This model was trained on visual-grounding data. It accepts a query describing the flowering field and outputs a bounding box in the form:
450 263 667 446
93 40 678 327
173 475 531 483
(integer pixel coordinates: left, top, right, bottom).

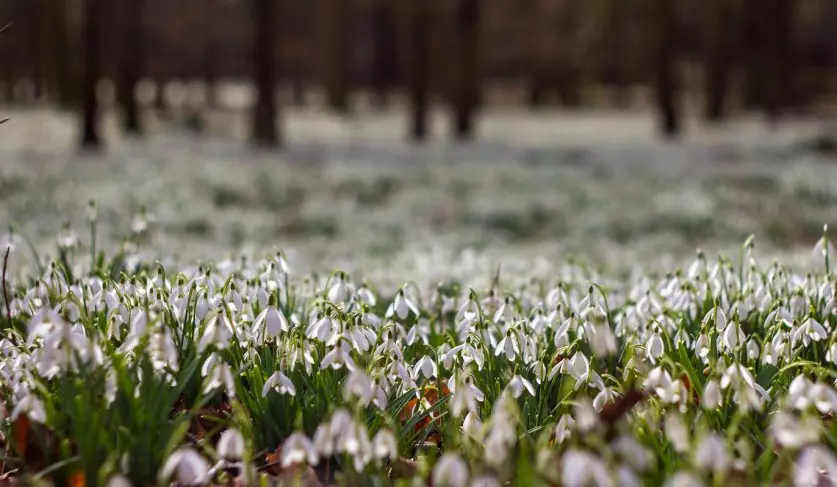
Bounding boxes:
2 110 837 486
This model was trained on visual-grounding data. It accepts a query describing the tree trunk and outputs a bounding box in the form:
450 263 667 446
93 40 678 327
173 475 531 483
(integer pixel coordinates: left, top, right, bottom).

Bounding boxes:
741 0 768 111
119 0 145 135
764 0 795 122
323 0 349 113
80 0 102 149
452 0 479 140
526 0 543 108
654 0 681 138
203 0 218 109
703 0 730 122
371 0 396 109
251 0 279 147
409 2 429 141
52 0 79 109
606 0 629 107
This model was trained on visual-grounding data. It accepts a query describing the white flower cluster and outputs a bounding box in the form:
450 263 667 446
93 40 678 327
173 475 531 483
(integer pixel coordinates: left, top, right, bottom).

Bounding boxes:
2 232 837 486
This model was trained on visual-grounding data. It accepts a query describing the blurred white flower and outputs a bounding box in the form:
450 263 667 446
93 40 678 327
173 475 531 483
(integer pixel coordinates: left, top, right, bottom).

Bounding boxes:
702 379 722 409
282 432 318 467
693 433 729 473
262 370 296 397
160 448 210 486
412 355 438 380
664 413 690 453
770 411 820 449
562 450 613 487
507 375 536 398
372 429 397 460
433 453 469 487
794 446 837 487
216 428 245 462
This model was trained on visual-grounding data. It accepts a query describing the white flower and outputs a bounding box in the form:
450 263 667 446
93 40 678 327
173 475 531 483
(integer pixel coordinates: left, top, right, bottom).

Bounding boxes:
507 375 536 398
646 332 664 363
665 413 690 453
262 370 296 397
495 333 519 361
10 392 46 424
412 355 438 381
770 411 820 449
612 435 652 471
203 361 236 397
568 351 590 388
693 433 729 473
451 380 485 417
390 290 419 320
433 453 469 487
282 432 318 467
105 475 133 487
702 379 722 409
554 414 575 444
160 448 210 486
663 472 704 487
463 410 483 440
562 450 613 487
794 446 837 487
254 305 289 337
470 476 500 487
216 428 245 462
372 429 397 460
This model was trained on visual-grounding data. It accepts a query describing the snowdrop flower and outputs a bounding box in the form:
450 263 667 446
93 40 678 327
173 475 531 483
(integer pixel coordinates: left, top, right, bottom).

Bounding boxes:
450 379 485 417
412 355 438 381
586 323 618 356
104 475 132 487
554 414 575 444
462 410 483 440
204 361 236 397
702 379 723 409
433 453 469 487
320 342 356 371
372 429 397 461
646 332 664 363
216 428 245 462
568 351 590 388
261 370 296 397
253 302 289 338
160 448 211 486
794 446 837 487
561 450 613 487
593 387 619 412
282 432 318 467
10 392 46 424
770 411 820 449
389 289 419 320
612 435 652 471
507 375 536 398
693 433 729 473
470 476 500 487
495 331 520 361
663 472 705 487
665 413 690 453
722 321 744 350
197 315 233 352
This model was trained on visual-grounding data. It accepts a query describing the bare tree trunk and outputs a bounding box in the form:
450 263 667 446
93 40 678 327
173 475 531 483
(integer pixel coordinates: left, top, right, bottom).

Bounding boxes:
251 0 279 147
606 0 629 107
371 0 396 109
119 0 145 135
409 2 429 141
202 0 218 110
52 0 79 109
323 0 349 113
526 0 544 108
741 0 767 111
80 0 102 149
764 0 795 122
452 0 479 140
654 0 681 138
703 0 730 122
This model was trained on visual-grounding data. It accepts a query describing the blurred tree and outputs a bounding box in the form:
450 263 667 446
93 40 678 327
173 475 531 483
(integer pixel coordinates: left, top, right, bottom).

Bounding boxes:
525 0 545 108
371 0 396 109
322 0 349 113
653 0 681 138
556 0 582 107
80 0 102 148
408 1 429 141
604 0 630 107
251 0 280 147
202 0 219 110
119 0 145 135
451 0 480 139
765 0 795 122
703 0 730 122
51 0 80 109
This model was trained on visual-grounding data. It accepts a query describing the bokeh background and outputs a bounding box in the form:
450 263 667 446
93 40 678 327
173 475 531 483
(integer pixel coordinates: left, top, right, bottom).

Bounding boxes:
1 0 837 284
